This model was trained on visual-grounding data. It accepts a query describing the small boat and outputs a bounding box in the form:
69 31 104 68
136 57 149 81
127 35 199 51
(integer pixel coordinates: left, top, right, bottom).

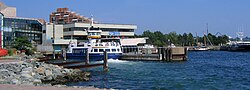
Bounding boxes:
66 17 122 61
193 46 209 51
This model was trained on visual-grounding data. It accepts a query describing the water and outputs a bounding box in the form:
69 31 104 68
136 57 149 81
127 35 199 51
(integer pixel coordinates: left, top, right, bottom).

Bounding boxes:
67 51 250 89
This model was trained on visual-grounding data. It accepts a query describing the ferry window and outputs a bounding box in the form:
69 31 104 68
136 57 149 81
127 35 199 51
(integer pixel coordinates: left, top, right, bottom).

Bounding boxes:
105 49 110 52
99 44 103 46
117 49 120 52
93 49 98 52
99 49 104 52
112 49 116 52
72 49 85 54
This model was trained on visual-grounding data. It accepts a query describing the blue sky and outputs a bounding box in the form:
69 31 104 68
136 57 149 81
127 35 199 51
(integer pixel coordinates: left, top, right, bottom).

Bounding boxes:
1 0 250 37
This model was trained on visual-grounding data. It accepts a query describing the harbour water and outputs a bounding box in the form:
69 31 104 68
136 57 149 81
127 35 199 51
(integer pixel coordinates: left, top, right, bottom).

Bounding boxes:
67 51 250 89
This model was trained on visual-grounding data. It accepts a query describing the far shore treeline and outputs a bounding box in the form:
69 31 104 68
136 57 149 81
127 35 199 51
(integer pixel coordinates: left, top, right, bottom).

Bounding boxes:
135 30 229 47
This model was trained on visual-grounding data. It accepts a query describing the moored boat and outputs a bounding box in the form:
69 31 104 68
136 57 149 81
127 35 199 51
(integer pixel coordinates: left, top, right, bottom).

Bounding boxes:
227 41 250 51
66 17 122 61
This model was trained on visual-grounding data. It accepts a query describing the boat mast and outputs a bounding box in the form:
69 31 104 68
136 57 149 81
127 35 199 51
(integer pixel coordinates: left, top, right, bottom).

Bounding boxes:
196 32 198 46
204 32 206 46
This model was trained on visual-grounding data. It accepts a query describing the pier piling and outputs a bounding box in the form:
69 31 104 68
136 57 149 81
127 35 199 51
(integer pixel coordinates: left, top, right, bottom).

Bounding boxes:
85 49 89 65
103 51 109 72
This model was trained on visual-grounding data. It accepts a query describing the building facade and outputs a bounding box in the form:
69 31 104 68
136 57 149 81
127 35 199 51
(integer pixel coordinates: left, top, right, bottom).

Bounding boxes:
0 2 44 49
50 8 91 24
42 22 136 52
1 17 43 48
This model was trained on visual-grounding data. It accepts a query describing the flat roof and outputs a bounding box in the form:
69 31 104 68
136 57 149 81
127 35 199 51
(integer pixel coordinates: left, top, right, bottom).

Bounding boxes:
4 16 44 25
63 22 137 29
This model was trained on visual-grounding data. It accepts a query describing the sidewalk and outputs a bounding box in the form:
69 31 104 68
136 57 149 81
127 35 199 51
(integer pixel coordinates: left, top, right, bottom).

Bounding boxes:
0 84 100 90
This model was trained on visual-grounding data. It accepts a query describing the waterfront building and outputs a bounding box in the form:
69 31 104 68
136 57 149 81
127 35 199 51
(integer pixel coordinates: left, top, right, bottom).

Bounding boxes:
0 2 43 48
39 8 137 53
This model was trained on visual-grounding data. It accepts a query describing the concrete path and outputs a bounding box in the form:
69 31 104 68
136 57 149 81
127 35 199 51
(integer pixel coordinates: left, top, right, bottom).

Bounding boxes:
0 84 101 90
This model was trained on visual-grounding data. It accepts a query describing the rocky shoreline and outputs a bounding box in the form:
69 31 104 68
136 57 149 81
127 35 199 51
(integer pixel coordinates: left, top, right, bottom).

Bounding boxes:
0 53 94 89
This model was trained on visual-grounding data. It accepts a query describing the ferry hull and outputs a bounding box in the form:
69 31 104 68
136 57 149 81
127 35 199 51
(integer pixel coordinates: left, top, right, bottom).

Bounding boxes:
66 53 122 61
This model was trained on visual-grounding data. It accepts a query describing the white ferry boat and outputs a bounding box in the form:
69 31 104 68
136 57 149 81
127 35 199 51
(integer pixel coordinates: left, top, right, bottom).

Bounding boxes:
66 17 122 61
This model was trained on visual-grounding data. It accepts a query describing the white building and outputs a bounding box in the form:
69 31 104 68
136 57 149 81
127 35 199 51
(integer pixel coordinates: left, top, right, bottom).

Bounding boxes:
39 22 137 53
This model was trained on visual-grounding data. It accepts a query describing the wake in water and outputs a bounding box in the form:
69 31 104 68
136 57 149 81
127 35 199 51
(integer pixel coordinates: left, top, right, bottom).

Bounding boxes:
91 59 128 64
107 59 128 63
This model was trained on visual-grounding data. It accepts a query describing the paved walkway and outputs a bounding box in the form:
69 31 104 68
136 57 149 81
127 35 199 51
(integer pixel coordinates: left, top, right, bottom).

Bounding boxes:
0 84 100 90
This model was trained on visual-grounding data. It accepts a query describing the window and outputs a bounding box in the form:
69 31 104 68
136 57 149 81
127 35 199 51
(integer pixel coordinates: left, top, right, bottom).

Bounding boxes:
105 49 110 52
117 49 120 52
93 49 98 52
112 49 116 52
99 49 104 52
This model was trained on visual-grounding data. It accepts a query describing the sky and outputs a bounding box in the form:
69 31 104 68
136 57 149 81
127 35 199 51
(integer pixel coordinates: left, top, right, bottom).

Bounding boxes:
1 0 250 37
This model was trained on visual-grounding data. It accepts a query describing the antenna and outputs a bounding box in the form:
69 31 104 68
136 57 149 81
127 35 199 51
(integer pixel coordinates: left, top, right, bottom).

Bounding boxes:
90 15 94 27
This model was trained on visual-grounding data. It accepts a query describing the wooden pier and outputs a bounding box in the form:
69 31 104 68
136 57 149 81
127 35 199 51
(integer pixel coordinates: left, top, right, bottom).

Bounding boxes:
121 47 188 61
40 51 109 72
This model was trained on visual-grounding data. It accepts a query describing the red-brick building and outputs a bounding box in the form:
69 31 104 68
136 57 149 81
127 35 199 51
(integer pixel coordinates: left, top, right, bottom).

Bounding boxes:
50 8 91 24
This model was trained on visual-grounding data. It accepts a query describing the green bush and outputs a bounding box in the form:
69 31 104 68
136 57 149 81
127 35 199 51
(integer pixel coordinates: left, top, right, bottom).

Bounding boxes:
25 49 34 56
8 49 13 56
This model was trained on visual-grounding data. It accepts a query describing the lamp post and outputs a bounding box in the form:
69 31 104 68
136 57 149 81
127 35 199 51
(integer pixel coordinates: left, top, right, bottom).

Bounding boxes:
52 16 56 59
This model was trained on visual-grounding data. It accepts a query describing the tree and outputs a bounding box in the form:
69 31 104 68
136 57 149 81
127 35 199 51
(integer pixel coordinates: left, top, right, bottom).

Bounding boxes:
187 33 194 46
182 33 188 46
165 32 179 45
12 37 33 55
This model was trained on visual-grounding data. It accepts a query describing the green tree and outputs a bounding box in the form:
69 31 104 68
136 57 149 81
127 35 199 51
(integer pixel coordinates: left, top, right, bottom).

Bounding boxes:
12 37 33 55
187 33 194 46
182 33 188 46
165 32 179 45
153 31 166 46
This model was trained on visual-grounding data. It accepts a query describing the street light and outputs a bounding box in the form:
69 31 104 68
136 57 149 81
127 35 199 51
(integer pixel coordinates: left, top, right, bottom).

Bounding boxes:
52 16 56 59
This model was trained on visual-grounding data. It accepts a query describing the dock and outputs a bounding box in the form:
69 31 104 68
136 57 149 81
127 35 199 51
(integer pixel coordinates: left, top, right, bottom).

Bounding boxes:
40 51 109 71
120 47 188 61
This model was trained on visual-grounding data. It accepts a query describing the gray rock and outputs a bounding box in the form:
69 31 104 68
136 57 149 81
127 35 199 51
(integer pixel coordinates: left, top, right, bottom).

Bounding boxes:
52 68 63 78
45 69 52 76
0 69 11 78
23 67 33 72
11 79 20 84
33 74 44 80
35 67 45 75
33 79 42 84
21 73 32 79
44 75 53 81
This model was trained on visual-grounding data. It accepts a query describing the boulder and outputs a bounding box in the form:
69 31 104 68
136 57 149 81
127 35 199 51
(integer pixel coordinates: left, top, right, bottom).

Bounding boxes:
45 69 52 76
35 67 45 75
11 79 20 84
33 79 42 84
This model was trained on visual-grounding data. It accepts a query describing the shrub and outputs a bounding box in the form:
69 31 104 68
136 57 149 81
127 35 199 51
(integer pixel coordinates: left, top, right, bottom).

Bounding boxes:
8 49 13 56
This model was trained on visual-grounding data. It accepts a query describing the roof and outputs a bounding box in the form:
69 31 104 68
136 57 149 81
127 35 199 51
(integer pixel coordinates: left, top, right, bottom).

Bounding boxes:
4 16 45 25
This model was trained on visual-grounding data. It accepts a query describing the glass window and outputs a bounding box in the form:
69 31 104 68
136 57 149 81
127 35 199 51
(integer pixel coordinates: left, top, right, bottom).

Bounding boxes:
99 49 104 52
105 49 110 52
112 49 116 52
93 49 98 52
